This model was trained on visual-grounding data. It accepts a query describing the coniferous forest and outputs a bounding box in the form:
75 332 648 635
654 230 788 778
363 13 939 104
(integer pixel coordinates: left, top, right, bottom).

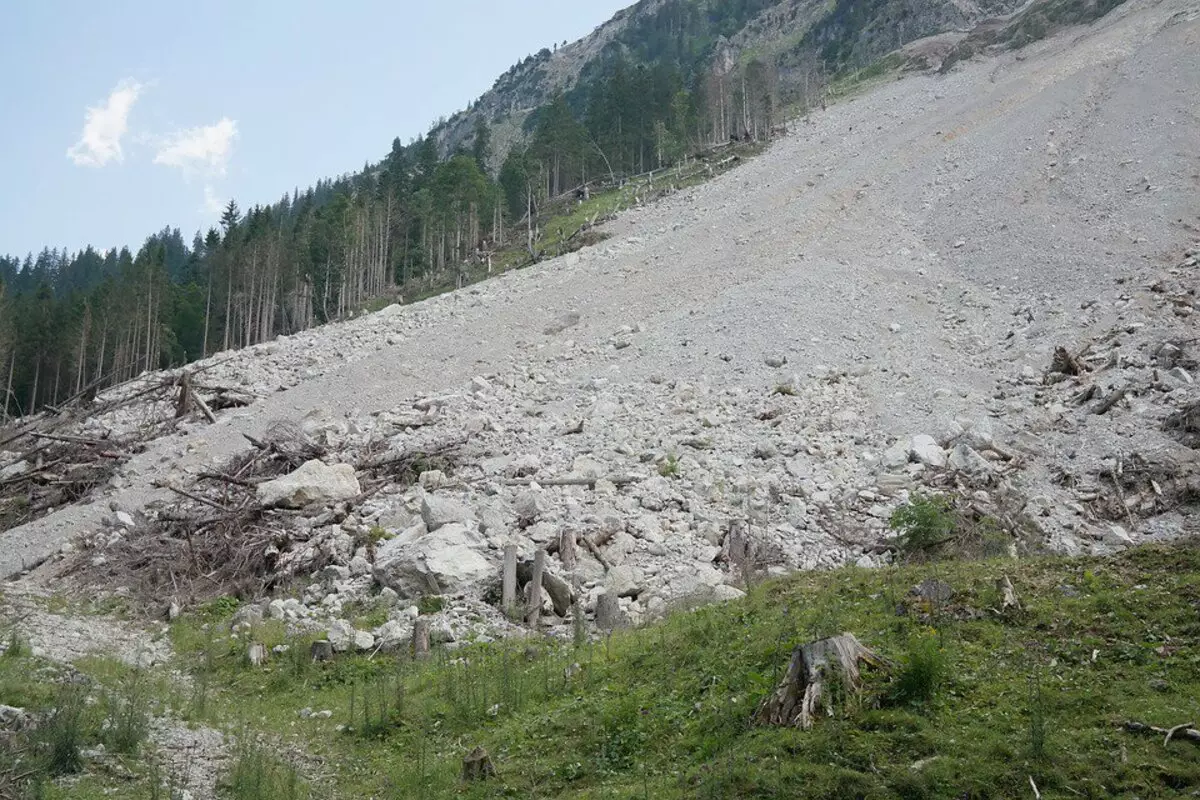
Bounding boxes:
0 36 787 418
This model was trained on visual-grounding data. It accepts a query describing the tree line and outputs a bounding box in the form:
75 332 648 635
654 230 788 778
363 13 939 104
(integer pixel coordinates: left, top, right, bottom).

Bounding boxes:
0 55 787 419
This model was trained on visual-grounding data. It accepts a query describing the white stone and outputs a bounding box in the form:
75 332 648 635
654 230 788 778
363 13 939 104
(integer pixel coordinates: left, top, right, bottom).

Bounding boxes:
606 565 645 598
909 435 947 468
353 630 376 652
257 460 361 509
327 619 354 652
420 495 475 531
373 523 492 595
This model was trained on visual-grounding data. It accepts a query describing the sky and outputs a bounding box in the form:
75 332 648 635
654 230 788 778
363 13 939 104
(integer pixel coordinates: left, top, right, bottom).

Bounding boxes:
0 1 632 258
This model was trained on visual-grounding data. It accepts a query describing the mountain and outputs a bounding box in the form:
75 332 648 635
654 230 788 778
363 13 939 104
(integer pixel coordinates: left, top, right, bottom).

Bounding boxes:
432 0 1029 167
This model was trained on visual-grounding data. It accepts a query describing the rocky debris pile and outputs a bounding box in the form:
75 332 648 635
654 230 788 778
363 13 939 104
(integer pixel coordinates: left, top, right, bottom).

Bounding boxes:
981 244 1200 552
0 372 257 534
70 352 1013 646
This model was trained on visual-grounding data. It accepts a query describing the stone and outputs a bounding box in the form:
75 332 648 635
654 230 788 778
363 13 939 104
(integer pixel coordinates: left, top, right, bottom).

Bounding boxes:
764 354 788 368
353 630 376 652
0 705 31 731
115 510 136 528
909 435 947 468
418 470 448 490
1165 366 1194 386
420 495 475 531
513 489 545 522
947 444 993 476
327 619 354 652
257 460 361 509
1103 525 1134 546
881 441 910 469
0 460 29 481
373 523 492 595
606 565 645 598
374 620 411 651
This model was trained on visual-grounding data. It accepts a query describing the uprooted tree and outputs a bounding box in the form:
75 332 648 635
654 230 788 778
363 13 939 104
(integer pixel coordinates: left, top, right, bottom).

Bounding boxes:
755 633 887 730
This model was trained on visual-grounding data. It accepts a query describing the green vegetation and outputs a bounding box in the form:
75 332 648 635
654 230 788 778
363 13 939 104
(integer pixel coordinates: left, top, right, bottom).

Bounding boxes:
156 543 1200 799
0 650 159 799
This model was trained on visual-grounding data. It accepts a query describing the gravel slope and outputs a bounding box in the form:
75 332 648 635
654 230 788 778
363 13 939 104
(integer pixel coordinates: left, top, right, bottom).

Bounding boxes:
2 0 1196 580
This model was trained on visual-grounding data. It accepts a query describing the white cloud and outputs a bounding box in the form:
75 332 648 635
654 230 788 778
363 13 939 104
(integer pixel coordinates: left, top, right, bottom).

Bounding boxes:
154 118 238 177
201 184 225 214
66 79 144 167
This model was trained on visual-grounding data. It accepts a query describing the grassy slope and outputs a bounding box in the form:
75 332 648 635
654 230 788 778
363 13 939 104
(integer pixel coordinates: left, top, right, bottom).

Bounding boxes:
164 544 1200 799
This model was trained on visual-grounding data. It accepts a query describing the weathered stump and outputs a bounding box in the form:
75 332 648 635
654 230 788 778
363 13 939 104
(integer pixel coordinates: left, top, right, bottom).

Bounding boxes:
310 640 333 663
594 592 626 632
412 619 430 660
559 527 578 571
526 549 546 627
755 634 886 730
502 544 518 620
247 642 267 667
462 745 497 781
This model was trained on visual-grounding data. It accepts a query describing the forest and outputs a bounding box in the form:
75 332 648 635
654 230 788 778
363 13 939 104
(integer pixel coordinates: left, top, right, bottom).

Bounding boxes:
0 51 784 419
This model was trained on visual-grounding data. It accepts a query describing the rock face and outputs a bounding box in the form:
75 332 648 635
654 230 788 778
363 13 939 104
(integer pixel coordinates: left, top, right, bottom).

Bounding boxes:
257 460 360 509
373 523 493 596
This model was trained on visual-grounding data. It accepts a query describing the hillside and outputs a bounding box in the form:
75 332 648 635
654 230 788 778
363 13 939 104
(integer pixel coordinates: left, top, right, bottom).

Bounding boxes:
0 0 1197 795
431 0 1031 165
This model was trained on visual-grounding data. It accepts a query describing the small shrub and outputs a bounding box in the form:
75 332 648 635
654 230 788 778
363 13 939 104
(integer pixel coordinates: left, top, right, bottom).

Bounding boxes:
37 682 92 775
101 668 152 755
2 629 28 658
889 494 956 560
224 738 309 800
417 595 445 615
891 632 947 705
658 454 680 478
1027 669 1047 759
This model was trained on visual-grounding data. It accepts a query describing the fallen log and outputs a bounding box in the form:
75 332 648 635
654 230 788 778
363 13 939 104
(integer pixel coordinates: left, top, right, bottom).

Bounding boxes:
755 634 887 730
1123 721 1200 746
501 475 640 488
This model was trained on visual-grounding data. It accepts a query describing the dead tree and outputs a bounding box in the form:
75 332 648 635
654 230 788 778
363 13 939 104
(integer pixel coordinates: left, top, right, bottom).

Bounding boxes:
755 634 886 729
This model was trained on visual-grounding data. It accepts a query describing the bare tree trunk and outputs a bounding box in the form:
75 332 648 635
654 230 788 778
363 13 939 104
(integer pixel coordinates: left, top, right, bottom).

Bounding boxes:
526 549 546 627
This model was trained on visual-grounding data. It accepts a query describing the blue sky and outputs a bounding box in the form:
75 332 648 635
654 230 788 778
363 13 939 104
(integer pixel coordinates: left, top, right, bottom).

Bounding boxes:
0 1 631 258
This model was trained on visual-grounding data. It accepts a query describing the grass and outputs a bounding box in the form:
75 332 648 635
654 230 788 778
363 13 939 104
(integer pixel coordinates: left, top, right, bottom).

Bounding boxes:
159 542 1200 799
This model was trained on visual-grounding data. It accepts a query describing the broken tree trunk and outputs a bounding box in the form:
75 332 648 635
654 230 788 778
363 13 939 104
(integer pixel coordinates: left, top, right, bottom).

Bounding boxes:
412 619 430 660
755 634 886 730
526 549 546 627
559 527 577 570
502 544 518 621
461 746 497 781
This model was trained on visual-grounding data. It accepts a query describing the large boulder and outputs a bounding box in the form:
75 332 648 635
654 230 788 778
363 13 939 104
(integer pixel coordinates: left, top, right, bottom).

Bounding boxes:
420 494 476 531
908 435 947 468
373 522 492 596
257 460 360 509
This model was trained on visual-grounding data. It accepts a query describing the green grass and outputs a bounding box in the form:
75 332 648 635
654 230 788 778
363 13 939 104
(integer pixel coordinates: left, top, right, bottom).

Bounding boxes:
163 543 1200 799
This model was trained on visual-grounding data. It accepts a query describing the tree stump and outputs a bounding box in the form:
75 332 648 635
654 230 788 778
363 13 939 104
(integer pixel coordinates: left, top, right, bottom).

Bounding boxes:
755 634 886 730
247 642 267 667
526 549 546 627
412 619 430 661
461 745 497 781
310 640 333 663
594 592 626 632
559 527 578 571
